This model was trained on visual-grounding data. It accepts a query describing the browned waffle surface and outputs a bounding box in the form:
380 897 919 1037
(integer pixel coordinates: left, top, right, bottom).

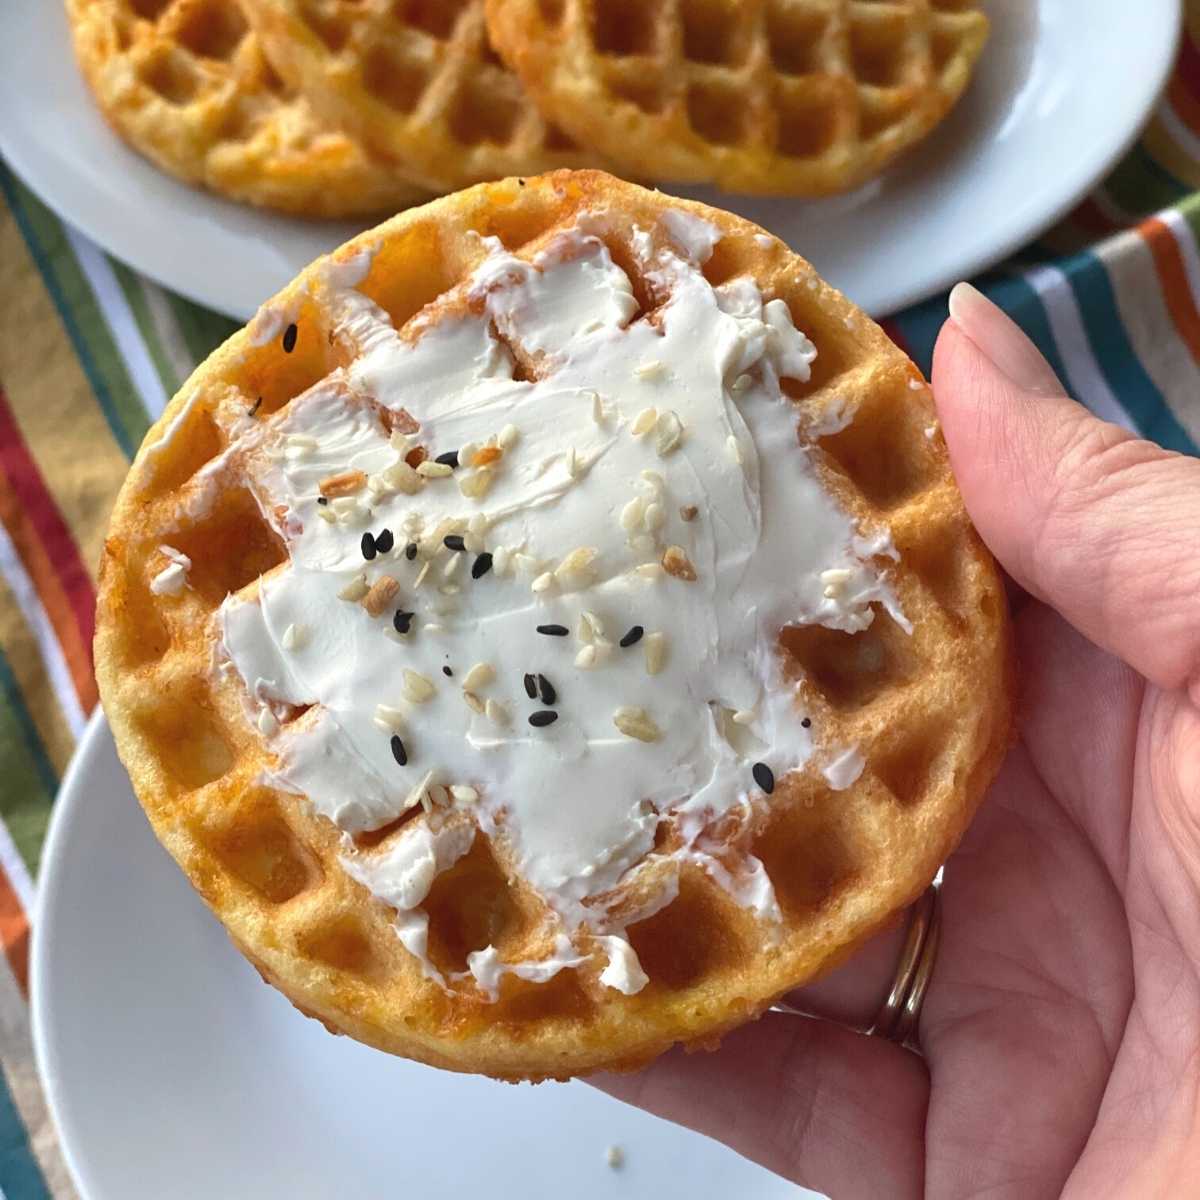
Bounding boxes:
65 0 429 216
95 171 1012 1080
485 0 989 195
238 0 605 190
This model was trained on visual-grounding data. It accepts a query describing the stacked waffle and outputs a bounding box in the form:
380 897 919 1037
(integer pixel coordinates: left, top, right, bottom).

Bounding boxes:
67 0 989 218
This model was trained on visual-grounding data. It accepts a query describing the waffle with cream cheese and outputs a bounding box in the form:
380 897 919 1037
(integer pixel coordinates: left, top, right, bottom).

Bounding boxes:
95 170 1012 1081
66 0 428 217
485 0 989 195
237 0 600 190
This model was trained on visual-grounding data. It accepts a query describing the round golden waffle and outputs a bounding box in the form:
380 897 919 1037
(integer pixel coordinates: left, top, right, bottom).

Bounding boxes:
236 0 603 190
66 0 429 217
95 171 1012 1081
485 0 990 195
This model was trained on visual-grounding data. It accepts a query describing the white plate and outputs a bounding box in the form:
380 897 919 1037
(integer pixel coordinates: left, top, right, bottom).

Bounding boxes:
32 714 813 1200
0 1 1181 321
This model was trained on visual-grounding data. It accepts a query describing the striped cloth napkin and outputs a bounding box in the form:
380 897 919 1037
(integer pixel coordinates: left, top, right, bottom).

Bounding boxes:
3 16 1200 1195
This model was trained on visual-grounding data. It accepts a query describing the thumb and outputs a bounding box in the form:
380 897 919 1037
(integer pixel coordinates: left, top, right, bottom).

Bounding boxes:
932 283 1200 701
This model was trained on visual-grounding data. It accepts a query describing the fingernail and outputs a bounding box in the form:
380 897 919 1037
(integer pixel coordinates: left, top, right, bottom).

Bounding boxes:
948 282 1065 396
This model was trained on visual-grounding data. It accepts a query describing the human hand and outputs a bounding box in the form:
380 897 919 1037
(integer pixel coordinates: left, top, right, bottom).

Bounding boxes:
597 283 1200 1199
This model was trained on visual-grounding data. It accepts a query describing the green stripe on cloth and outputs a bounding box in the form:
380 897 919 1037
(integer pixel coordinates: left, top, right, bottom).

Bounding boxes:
110 259 186 399
0 652 55 876
0 1061 52 1200
1104 142 1192 219
0 164 149 459
1057 245 1197 452
164 290 239 371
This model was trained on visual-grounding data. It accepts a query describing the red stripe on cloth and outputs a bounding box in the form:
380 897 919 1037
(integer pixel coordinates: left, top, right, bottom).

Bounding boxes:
0 861 29 995
1173 29 1200 114
0 386 96 656
0 387 97 709
1067 196 1122 241
1141 215 1200 369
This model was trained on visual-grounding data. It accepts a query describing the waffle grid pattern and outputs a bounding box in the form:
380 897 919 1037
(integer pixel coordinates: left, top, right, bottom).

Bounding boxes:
95 172 1011 1080
238 0 604 190
484 0 990 194
65 0 428 216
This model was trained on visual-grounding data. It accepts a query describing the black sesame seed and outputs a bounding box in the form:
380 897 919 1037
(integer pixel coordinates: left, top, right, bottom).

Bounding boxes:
434 450 460 469
390 735 408 766
444 535 466 552
619 625 644 648
523 672 537 699
374 528 395 554
247 396 262 418
529 710 558 727
442 665 453 677
752 762 775 794
393 610 414 634
361 532 377 560
801 717 812 729
537 674 556 705
405 542 418 561
536 624 569 637
282 323 298 354
471 552 493 579
316 496 329 506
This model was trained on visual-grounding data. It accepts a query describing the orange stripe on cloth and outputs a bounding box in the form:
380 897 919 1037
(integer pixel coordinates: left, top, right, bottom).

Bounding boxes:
0 861 28 995
1141 215 1200 369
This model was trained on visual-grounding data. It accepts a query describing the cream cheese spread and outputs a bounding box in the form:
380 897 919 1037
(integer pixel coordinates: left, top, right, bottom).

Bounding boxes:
212 212 905 995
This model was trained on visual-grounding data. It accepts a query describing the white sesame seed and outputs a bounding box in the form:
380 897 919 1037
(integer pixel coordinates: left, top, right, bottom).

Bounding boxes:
578 610 605 643
643 502 666 532
727 434 743 465
403 770 436 812
463 662 495 691
458 468 494 499
382 461 423 494
613 706 661 742
417 460 453 478
451 785 479 803
498 424 519 449
655 410 684 456
389 431 411 453
514 552 538 575
414 561 431 588
459 440 479 464
644 631 666 675
463 690 484 714
468 513 489 536
424 622 445 634
731 373 753 394
605 1146 624 1170
402 511 424 536
485 698 509 726
443 554 463 579
565 446 579 478
589 391 604 423
555 546 598 586
634 563 664 580
281 623 307 651
620 496 646 532
438 584 461 597
402 670 435 703
631 407 657 435
635 360 667 381
732 708 756 725
374 704 405 730
316 506 336 523
286 434 319 449
531 571 556 594
640 469 665 493
337 575 369 602
331 496 358 515
465 532 484 554
493 546 511 576
256 707 279 736
575 645 598 669
909 378 925 391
